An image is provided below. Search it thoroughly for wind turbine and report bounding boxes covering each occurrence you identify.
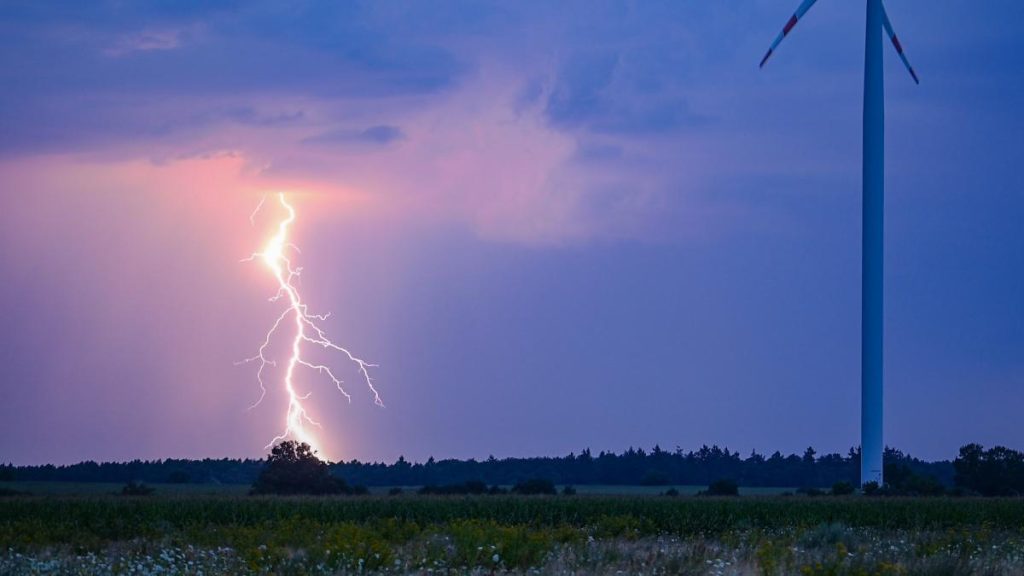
[759,0,918,488]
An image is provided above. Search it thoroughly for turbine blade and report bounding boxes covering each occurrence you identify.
[881,3,920,84]
[759,0,820,68]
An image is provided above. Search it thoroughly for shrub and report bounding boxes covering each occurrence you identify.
[561,485,577,496]
[700,479,738,496]
[511,478,557,495]
[831,481,855,496]
[663,487,680,497]
[862,481,880,496]
[121,481,154,496]
[388,487,404,496]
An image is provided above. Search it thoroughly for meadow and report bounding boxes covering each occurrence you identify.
[2,488,1024,575]
[0,482,791,497]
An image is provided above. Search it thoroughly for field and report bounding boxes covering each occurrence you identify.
[2,488,1024,575]
[0,482,794,497]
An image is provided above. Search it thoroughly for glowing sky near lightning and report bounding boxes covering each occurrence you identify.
[1,1,1023,465]
[242,193,383,459]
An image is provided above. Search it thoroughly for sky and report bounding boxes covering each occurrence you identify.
[1,1,1022,465]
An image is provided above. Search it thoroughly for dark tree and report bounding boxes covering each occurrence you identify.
[954,443,1024,496]
[251,441,349,495]
[883,462,946,496]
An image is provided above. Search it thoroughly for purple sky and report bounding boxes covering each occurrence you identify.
[1,1,1022,465]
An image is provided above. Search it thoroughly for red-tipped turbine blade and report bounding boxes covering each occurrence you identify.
[882,3,920,84]
[759,0,820,68]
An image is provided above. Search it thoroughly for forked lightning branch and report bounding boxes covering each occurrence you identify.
[239,193,382,458]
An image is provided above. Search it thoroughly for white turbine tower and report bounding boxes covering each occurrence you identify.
[759,0,918,487]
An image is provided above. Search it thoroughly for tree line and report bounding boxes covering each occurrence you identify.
[2,444,955,488]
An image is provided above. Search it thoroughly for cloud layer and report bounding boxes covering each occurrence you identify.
[1,1,1023,464]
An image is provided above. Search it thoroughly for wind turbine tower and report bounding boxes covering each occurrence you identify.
[759,0,918,487]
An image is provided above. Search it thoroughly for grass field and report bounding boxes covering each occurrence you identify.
[2,489,1023,574]
[0,481,793,497]
[0,480,251,496]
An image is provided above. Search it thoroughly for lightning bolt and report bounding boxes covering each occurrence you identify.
[239,192,382,459]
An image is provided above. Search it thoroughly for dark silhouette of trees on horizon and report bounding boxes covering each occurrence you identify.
[1,443,963,489]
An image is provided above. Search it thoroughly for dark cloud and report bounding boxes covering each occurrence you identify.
[0,1,462,156]
[0,97,306,156]
[544,49,705,136]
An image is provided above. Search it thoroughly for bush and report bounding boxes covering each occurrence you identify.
[250,441,350,495]
[862,481,880,496]
[121,481,154,496]
[561,485,577,496]
[511,478,557,495]
[388,487,404,496]
[663,487,680,497]
[831,481,855,496]
[699,479,739,496]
